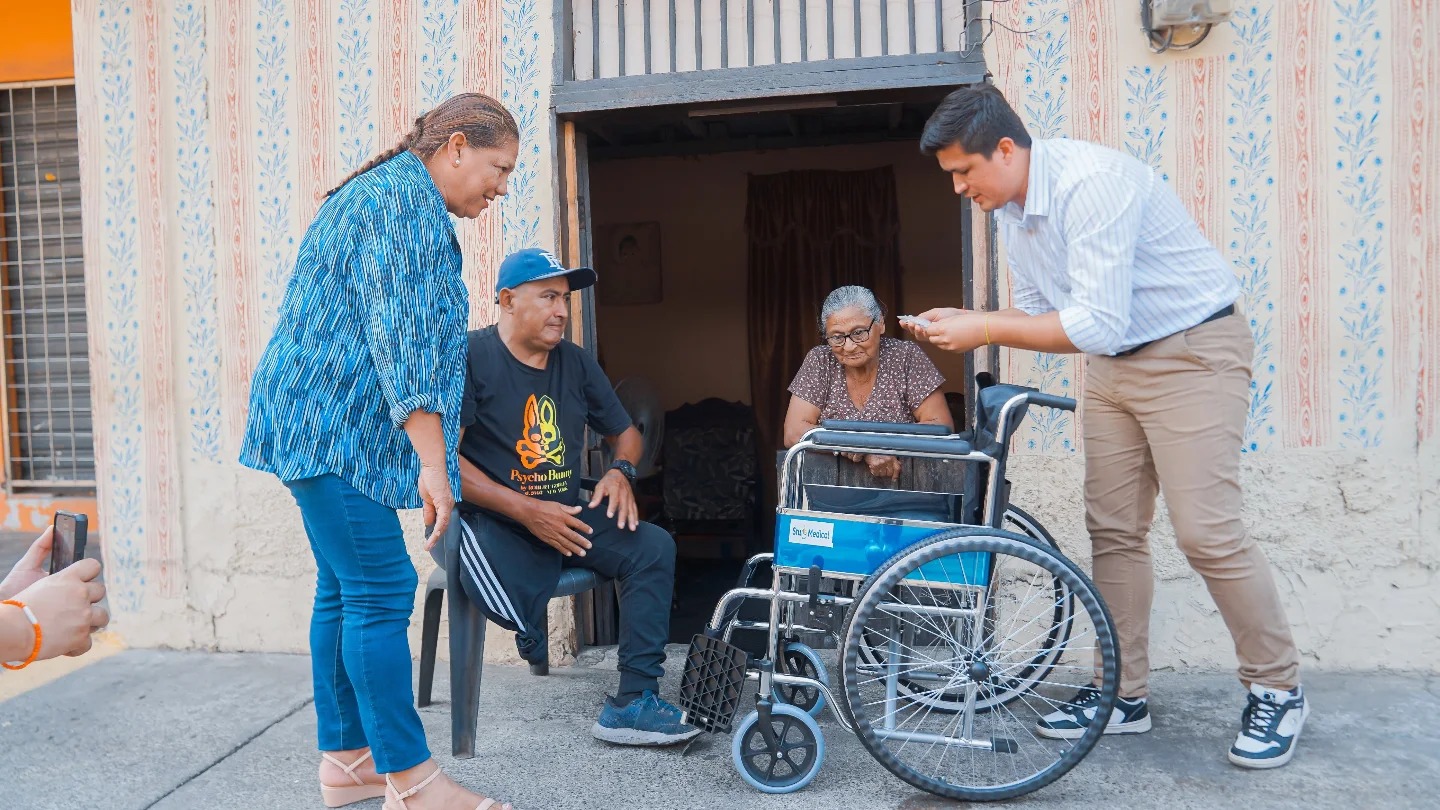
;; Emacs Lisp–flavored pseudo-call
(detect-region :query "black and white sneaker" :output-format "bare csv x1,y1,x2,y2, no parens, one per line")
1228,683,1309,769
1035,686,1151,740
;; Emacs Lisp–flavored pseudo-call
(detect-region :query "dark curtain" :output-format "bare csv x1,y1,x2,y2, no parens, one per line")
745,167,905,520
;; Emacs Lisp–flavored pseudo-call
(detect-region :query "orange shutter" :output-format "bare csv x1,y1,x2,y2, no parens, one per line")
0,0,75,83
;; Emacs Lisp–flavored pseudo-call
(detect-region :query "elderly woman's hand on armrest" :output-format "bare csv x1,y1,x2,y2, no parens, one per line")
862,454,902,480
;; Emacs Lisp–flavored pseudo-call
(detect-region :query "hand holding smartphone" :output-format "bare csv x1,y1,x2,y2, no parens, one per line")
49,510,89,575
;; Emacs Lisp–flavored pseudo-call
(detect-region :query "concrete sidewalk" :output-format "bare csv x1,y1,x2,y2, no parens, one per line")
2,647,1436,809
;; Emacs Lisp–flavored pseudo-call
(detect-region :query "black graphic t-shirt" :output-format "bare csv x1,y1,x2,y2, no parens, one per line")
458,326,632,508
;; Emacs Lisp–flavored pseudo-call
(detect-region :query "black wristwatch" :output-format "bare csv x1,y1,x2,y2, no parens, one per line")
609,460,638,485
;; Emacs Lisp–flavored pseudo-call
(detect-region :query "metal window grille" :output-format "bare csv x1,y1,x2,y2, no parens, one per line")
0,82,94,488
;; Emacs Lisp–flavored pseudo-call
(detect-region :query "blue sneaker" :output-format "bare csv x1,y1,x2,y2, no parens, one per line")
1035,686,1151,739
1229,684,1309,769
591,691,703,746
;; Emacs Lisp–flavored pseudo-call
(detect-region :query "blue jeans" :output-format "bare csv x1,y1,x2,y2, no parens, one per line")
286,474,429,773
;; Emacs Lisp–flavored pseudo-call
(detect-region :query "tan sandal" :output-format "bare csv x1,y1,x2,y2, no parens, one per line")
319,749,386,807
383,767,513,810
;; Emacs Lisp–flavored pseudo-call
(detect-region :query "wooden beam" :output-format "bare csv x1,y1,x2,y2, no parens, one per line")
552,51,988,114
554,0,575,82
560,121,585,348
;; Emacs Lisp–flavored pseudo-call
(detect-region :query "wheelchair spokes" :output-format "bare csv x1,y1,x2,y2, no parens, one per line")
840,529,1118,801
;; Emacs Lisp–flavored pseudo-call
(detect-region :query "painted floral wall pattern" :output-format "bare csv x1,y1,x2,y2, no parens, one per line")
64,0,1434,665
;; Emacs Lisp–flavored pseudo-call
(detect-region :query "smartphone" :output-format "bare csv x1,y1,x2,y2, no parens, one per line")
50,511,89,575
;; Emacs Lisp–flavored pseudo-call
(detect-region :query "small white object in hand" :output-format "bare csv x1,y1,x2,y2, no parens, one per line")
899,315,933,329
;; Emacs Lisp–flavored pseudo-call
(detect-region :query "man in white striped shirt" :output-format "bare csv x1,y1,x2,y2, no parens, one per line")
906,85,1307,769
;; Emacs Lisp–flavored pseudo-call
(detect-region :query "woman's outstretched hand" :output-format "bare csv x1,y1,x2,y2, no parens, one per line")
418,464,455,550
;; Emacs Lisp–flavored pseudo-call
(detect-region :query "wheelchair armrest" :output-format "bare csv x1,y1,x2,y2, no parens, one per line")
818,419,951,436
805,430,974,457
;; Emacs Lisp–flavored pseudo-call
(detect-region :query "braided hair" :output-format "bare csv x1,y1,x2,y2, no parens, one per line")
325,92,518,197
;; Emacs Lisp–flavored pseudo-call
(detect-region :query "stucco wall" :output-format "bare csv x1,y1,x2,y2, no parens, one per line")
980,1,1440,672
69,0,558,660
68,0,1438,674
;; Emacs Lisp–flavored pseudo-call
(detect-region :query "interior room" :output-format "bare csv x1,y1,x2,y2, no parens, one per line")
576,98,973,640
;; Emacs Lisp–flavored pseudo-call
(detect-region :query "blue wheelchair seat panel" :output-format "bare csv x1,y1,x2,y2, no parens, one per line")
774,510,991,586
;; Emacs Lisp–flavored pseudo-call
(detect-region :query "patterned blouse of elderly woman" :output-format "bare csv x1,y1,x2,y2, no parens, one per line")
783,286,954,479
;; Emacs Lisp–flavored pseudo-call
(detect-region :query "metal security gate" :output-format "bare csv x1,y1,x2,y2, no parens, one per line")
0,82,93,488
571,0,976,80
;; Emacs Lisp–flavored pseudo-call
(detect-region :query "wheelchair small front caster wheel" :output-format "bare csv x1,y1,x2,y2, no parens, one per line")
772,641,830,718
731,702,825,794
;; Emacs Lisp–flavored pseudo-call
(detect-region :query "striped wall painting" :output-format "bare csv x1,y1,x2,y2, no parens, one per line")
66,0,1436,614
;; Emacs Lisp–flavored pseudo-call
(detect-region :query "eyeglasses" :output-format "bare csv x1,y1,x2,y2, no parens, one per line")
825,319,876,347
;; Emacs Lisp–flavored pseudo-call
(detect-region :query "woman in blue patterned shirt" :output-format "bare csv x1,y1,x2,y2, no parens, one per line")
241,93,518,810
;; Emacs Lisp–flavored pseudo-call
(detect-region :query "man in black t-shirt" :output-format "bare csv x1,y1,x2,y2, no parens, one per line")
453,248,699,746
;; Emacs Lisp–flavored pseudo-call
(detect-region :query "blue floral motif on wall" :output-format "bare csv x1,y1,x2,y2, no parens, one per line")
336,0,377,172
1017,0,1074,455
255,0,295,328
420,0,461,107
173,1,222,461
1124,65,1169,183
99,0,144,611
1332,0,1387,448
1227,3,1278,452
501,0,545,254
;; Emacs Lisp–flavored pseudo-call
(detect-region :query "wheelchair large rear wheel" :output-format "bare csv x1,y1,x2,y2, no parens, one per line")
840,528,1118,802
855,506,1075,714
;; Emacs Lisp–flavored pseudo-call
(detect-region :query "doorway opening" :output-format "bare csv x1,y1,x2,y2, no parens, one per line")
567,93,977,643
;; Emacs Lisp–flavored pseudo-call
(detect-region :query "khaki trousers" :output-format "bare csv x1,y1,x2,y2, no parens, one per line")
1084,312,1300,698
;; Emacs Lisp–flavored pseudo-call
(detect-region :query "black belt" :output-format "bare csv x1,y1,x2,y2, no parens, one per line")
1113,304,1235,357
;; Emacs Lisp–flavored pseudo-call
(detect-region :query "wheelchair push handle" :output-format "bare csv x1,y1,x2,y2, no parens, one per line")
1025,392,1076,412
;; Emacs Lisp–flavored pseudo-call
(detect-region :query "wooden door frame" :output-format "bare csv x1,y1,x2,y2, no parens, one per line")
558,120,595,350
557,120,619,648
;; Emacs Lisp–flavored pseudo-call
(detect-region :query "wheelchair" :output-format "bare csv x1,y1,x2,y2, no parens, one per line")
677,376,1120,801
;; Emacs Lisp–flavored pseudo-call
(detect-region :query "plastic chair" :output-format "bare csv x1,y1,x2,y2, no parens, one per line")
417,517,615,758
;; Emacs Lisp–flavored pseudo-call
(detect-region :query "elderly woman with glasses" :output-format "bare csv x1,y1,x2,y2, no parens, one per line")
782,285,954,479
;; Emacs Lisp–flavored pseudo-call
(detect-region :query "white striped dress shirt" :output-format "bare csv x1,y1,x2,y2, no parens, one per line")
998,138,1239,356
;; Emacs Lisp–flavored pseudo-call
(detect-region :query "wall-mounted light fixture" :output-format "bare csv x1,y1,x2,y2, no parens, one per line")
1141,0,1233,53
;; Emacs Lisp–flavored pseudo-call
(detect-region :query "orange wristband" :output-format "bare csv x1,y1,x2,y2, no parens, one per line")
2,599,42,670
984,314,993,346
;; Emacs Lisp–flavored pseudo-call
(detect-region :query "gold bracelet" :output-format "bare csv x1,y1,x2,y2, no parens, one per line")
984,314,993,346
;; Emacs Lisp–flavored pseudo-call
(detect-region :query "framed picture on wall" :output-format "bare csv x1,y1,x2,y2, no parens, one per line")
595,221,662,305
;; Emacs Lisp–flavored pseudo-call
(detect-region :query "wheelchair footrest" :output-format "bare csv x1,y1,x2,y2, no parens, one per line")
677,633,748,734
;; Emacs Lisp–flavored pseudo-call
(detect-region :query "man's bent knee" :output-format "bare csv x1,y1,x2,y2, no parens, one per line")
632,522,676,574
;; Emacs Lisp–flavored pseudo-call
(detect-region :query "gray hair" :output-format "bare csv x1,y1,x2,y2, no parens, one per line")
819,285,884,332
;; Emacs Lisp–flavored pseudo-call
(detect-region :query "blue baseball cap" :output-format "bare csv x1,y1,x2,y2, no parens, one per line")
494,248,597,302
